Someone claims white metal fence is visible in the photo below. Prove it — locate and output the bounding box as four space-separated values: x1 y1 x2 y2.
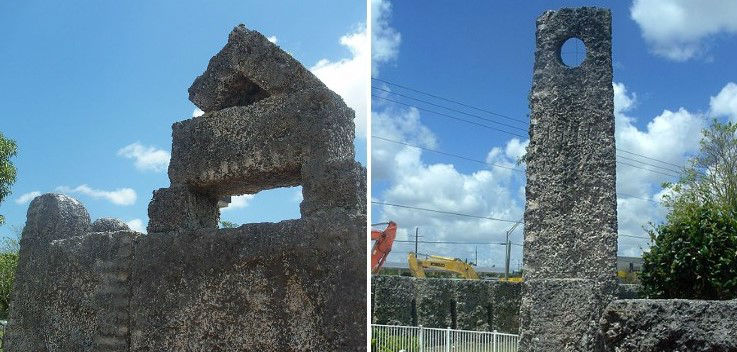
371 324 519 352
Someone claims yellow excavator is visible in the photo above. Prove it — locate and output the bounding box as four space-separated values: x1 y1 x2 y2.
407 252 480 280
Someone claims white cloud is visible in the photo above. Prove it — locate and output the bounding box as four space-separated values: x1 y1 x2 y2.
292 188 303 203
56 185 137 206
15 191 41 204
371 0 401 75
192 108 204 117
371 106 437 181
374 82 716 262
311 26 368 138
373 103 524 267
613 82 636 114
117 142 170 173
267 35 278 44
504 138 529 162
631 0 737 61
614 82 704 195
709 82 737 122
126 218 146 233
221 194 255 212
370 5 523 267
612 82 708 254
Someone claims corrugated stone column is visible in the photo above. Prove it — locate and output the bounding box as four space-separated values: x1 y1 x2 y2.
519 7 617 352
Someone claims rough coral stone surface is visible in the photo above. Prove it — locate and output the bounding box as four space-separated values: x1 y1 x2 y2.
415 279 455 328
7 22 366 351
301 160 366 218
147 185 219 233
130 213 365 352
6 196 365 352
371 276 523 333
47 231 138 352
519 279 616 351
168 87 354 196
520 7 617 352
188 24 328 112
371 276 417 326
601 299 737 352
91 217 130 232
19 193 91 243
4 194 91 351
524 7 616 282
371 276 645 335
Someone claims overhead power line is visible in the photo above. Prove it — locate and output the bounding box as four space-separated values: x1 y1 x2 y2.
373 77 528 124
372 135 523 172
617 148 684 169
617 155 681 175
374 95 681 177
372 94 526 138
373 135 664 204
616 159 679 178
373 201 654 241
372 86 528 132
371 201 520 223
395 239 523 246
372 77 686 172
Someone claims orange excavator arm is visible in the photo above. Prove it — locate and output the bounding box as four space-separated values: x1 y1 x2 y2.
371 221 397 274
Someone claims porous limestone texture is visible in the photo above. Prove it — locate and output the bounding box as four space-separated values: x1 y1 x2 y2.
151 24 357 233
5 195 364 351
6 23 366 352
91 217 130 232
188 25 325 113
520 7 617 352
615 284 640 299
130 212 364 351
4 194 138 352
370 276 638 334
147 185 219 233
167 90 354 198
371 276 522 333
601 299 737 351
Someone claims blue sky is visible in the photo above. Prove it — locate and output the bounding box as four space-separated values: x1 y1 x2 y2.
0 1 367 237
371 0 737 269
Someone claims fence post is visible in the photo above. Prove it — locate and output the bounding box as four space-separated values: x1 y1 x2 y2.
493 330 498 352
445 327 450 352
419 325 424 352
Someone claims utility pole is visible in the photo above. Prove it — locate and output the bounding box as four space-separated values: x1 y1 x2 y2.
415 227 419 254
504 219 522 279
505 238 512 278
475 246 478 266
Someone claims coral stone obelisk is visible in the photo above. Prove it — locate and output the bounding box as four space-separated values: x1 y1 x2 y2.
519 7 617 352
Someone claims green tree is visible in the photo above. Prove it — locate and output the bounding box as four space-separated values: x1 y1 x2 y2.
0 132 18 225
0 226 20 319
641 120 737 300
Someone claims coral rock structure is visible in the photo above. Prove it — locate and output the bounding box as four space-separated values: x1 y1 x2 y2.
4 25 366 352
600 299 737 351
519 8 617 352
371 276 522 333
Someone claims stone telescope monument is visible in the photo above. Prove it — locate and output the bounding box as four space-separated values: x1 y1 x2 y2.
4 25 366 351
519 8 618 352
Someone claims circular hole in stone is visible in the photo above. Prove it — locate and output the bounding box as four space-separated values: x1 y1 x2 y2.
560 37 586 68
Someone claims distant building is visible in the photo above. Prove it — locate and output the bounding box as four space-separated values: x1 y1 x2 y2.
617 256 644 272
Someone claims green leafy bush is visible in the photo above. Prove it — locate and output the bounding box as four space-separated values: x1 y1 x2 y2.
641 120 737 300
641 203 737 299
0 252 18 319
371 330 419 352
